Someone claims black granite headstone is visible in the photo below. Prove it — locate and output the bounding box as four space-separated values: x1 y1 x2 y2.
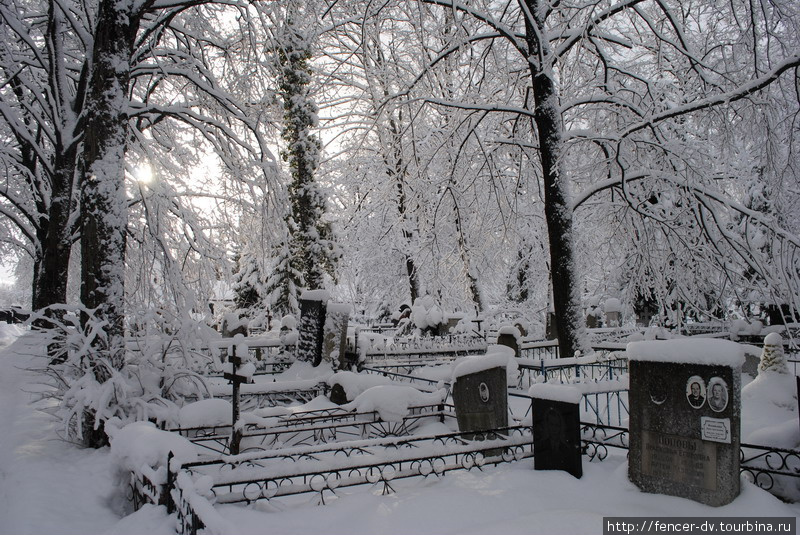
297 298 326 366
532 397 582 478
329 382 348 405
628 359 740 506
453 366 508 455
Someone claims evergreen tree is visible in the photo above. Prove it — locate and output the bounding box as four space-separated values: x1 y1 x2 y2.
264 238 302 318
231 250 264 314
278 13 338 293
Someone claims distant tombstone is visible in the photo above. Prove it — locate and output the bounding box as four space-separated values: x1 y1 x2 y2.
496 327 520 358
530 384 583 479
222 313 247 338
297 293 328 366
627 339 743 507
452 364 508 455
329 382 348 405
604 298 622 328
605 311 621 328
323 303 350 369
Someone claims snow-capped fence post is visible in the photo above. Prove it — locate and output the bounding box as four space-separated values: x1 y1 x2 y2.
529 384 583 479
165 451 176 513
627 339 744 506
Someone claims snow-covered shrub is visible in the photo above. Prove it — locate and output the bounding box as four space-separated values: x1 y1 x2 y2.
31 305 213 446
744 333 797 412
410 295 444 335
758 332 789 374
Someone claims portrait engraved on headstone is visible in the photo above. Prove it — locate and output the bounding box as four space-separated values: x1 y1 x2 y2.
686 376 706 409
479 382 490 403
707 377 729 413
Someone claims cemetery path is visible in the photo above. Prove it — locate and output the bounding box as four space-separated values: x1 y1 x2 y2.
0 337 121 535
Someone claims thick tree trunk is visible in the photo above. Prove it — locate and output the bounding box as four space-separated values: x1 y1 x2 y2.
33 158 76 315
80 0 138 394
523 0 587 358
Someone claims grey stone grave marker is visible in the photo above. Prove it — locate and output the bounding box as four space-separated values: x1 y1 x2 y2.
627 339 743 506
452 356 508 456
530 384 583 478
297 291 329 366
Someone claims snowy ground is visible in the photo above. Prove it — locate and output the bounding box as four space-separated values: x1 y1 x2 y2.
1 326 799 535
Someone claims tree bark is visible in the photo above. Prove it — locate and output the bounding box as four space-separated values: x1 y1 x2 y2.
80 0 139 380
522 0 587 358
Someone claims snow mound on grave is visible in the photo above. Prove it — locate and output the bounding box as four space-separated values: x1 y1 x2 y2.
626 338 745 367
743 371 797 410
344 385 446 422
746 419 800 449
107 420 197 484
452 345 518 383
0 324 24 348
178 398 232 428
274 361 334 381
327 371 394 400
411 295 444 330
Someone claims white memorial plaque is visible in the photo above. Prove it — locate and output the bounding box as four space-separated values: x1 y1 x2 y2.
701 416 731 444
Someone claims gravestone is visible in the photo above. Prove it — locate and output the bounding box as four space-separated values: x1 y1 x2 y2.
323 303 350 369
329 382 348 405
452 357 508 455
604 298 622 327
530 384 583 479
627 339 743 507
496 326 521 358
297 291 329 366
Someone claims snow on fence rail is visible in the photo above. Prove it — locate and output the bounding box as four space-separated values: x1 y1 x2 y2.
174 403 454 457
171 426 533 535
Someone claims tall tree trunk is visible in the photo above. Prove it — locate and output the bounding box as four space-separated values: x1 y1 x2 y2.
33 1 82 317
33 155 76 315
80 0 138 379
522 0 587 358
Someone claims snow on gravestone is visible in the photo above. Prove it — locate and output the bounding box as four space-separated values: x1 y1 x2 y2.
452 349 512 455
627 339 744 507
297 290 330 366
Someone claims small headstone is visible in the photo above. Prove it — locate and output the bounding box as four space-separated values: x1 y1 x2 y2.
452 363 508 455
297 292 329 366
604 298 622 327
222 313 248 338
329 383 348 405
496 326 520 358
605 311 621 328
530 384 582 478
627 339 743 507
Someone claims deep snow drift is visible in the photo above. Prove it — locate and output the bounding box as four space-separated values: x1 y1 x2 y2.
0 325 798 535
